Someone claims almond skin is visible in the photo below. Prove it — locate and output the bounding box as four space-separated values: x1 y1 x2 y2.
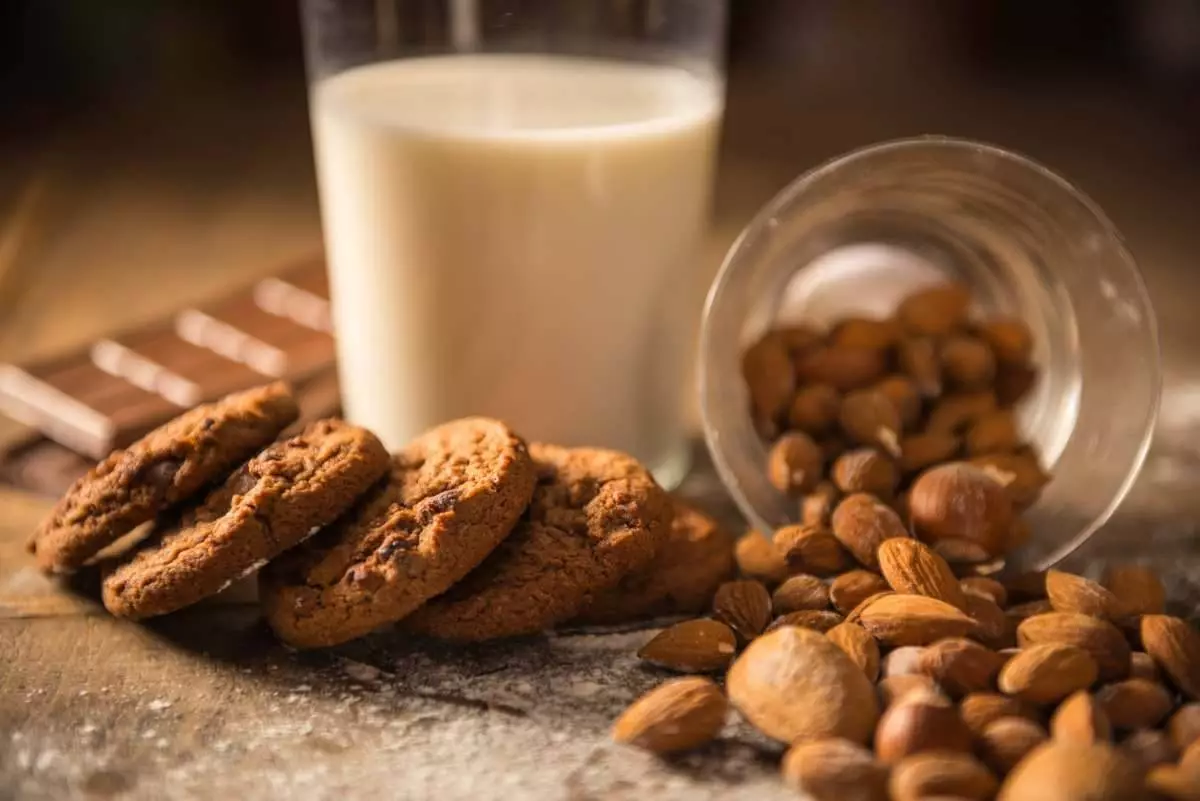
1050 690 1113 744
961 576 1008 607
1146 763 1200 801
909 462 1013 559
1168 703 1200 752
917 638 1005 698
767 610 844 634
796 345 888 392
1095 678 1175 730
742 333 795 423
712 580 772 644
1141 614 1200 700
1045 569 1122 620
826 622 881 683
959 692 1041 737
997 643 1099 705
829 570 890 615
767 432 824 496
1016 613 1131 682
1122 728 1178 771
734 530 788 585
771 573 830 614
611 676 727 754
889 751 997 801
997 741 1143 801
877 538 968 610
962 590 1015 650
726 626 879 745
979 716 1048 775
781 737 888 801
898 432 961 475
830 493 909 570
897 283 972 337
787 383 842 435
1102 563 1166 617
1130 651 1163 682
878 675 943 708
774 524 852 577
637 619 738 673
874 688 973 764
855 593 977 647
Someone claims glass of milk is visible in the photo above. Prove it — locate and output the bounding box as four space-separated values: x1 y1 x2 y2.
300 0 726 487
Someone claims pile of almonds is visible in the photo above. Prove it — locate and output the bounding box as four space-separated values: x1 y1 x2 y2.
612 548 1200 799
609 285 1200 798
744 282 1048 566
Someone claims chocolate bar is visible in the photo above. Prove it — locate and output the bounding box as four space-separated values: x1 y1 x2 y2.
0 257 338 460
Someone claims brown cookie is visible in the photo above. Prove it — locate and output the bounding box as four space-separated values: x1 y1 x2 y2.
101 419 388 619
404 443 671 642
30 383 299 574
572 499 734 625
259 418 537 648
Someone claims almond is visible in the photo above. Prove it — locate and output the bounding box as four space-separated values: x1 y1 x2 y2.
998 643 1099 705
965 409 1018 455
970 450 1050 509
978 317 1034 365
897 283 972 337
800 482 841 527
1050 690 1112 744
1168 703 1200 752
878 676 942 711
826 622 881 682
942 335 997 391
767 609 844 634
712 580 771 644
829 570 890 615
897 336 942 398
780 737 888 801
978 717 1048 775
1045 569 1121 620
1146 763 1200 801
898 431 961 475
926 391 997 435
611 676 727 754
997 741 1143 801
882 645 928 678
637 619 738 673
917 637 1005 697
874 687 973 763
742 333 795 422
771 573 830 614
889 751 997 801
855 594 977 647
1187 740 1200 771
831 448 898 498
725 626 879 745
1131 651 1162 682
796 345 887 392
1016 613 1131 682
1095 678 1175 730
1122 729 1178 771
959 692 1041 737
839 390 902 457
832 316 903 351
961 576 1007 607
909 462 1013 559
774 524 852 577
1101 563 1166 617
734 530 788 585
767 432 824 495
1002 570 1049 603
877 538 968 610
1006 599 1053 622
830 493 908 570
787 383 841 435
874 375 922 431
1141 614 1200 700
963 590 1015 649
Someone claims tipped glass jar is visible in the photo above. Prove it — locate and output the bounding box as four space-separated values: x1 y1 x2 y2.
699 137 1160 572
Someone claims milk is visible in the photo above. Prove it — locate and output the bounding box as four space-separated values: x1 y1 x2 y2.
311 55 721 478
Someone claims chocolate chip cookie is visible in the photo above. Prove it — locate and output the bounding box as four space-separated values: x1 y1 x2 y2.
259 418 537 648
101 419 388 619
404 443 672 642
572 499 734 625
31 382 299 574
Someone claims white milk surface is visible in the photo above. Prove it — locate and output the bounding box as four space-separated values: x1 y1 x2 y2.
312 54 721 471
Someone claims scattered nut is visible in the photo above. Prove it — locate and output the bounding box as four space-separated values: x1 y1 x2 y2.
839 389 902 456
909 462 1014 559
788 384 842 435
771 574 830 614
800 481 842 527
979 716 1048 775
873 375 922 431
830 493 909 570
611 676 728 754
767 432 824 496
874 687 973 763
1050 691 1113 745
830 569 891 615
941 335 997 390
781 737 889 801
637 619 739 673
831 448 898 499
897 283 972 337
712 580 772 644
734 530 788 585
775 524 852 577
978 317 1034 365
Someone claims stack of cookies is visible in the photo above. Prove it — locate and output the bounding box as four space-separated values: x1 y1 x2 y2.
27 383 734 648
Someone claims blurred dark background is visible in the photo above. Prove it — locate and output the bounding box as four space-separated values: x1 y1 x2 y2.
0 0 1198 370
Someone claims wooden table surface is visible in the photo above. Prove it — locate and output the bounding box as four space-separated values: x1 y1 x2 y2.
3 72 1200 800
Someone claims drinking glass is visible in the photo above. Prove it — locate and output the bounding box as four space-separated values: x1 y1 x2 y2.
301 0 727 488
